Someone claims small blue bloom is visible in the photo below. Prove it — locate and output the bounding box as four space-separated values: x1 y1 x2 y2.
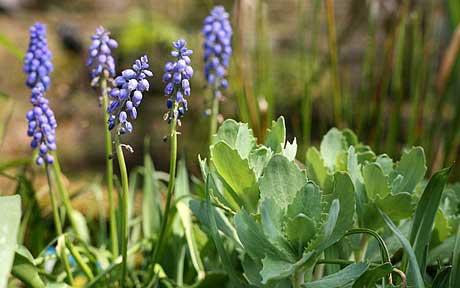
108 55 153 134
163 39 193 122
26 87 57 165
87 26 118 83
23 22 53 91
203 6 232 95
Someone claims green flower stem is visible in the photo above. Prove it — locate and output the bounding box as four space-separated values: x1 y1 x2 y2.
114 135 130 286
346 228 390 263
346 228 392 284
45 164 74 285
209 92 219 145
50 152 80 238
100 77 118 258
65 238 94 280
292 268 305 288
152 115 178 264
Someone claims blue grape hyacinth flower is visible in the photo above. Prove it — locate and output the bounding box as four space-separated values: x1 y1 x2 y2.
163 39 193 122
203 6 232 95
23 22 53 91
26 87 57 165
108 55 153 134
87 26 118 84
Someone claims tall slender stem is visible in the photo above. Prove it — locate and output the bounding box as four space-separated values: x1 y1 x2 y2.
100 77 118 258
325 0 342 126
65 238 94 280
152 116 178 264
209 92 219 145
45 165 74 285
115 135 130 286
292 268 305 288
50 153 80 239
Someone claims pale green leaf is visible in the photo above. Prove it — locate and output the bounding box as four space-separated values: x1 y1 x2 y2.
320 128 346 170
363 163 390 201
259 155 308 211
0 195 21 288
303 263 369 288
214 119 256 159
306 147 329 188
248 146 273 179
265 117 286 153
394 147 426 194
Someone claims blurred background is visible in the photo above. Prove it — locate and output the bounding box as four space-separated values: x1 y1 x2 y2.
1 0 460 190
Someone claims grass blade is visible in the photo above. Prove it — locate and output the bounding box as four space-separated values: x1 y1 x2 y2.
380 210 425 288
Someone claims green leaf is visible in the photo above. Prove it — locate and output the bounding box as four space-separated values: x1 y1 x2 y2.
211 141 258 211
71 210 90 243
260 199 295 258
303 263 369 288
175 160 205 280
235 209 288 262
265 116 286 153
248 146 273 179
259 155 307 211
285 214 316 249
320 128 346 170
352 262 393 288
380 210 425 288
143 152 161 238
189 199 241 245
205 173 247 287
286 182 322 222
306 147 329 188
0 195 21 288
260 255 295 284
363 163 390 201
375 192 413 220
409 167 451 280
450 226 460 288
214 119 256 159
394 147 426 194
11 246 45 288
317 173 355 251
375 155 394 176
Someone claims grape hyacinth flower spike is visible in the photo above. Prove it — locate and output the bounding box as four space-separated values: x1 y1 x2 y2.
26 86 57 165
24 22 53 91
87 26 118 85
163 39 193 124
203 6 232 96
108 55 153 134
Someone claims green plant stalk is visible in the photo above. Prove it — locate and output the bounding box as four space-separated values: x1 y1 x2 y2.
209 91 219 146
346 228 391 263
292 268 305 288
325 0 342 126
100 77 118 258
45 165 74 285
50 153 80 238
152 114 178 265
65 238 94 280
115 135 130 286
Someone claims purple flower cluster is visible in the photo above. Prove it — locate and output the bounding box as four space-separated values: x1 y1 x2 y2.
87 26 118 83
23 23 53 91
163 39 193 121
108 55 153 134
202 6 232 95
26 87 57 165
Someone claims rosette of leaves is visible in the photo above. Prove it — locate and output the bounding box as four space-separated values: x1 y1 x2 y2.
306 128 427 229
192 117 363 287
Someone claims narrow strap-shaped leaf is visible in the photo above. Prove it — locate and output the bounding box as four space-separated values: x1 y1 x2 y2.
175 160 205 280
205 172 247 287
380 210 425 288
449 225 460 287
409 167 451 279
